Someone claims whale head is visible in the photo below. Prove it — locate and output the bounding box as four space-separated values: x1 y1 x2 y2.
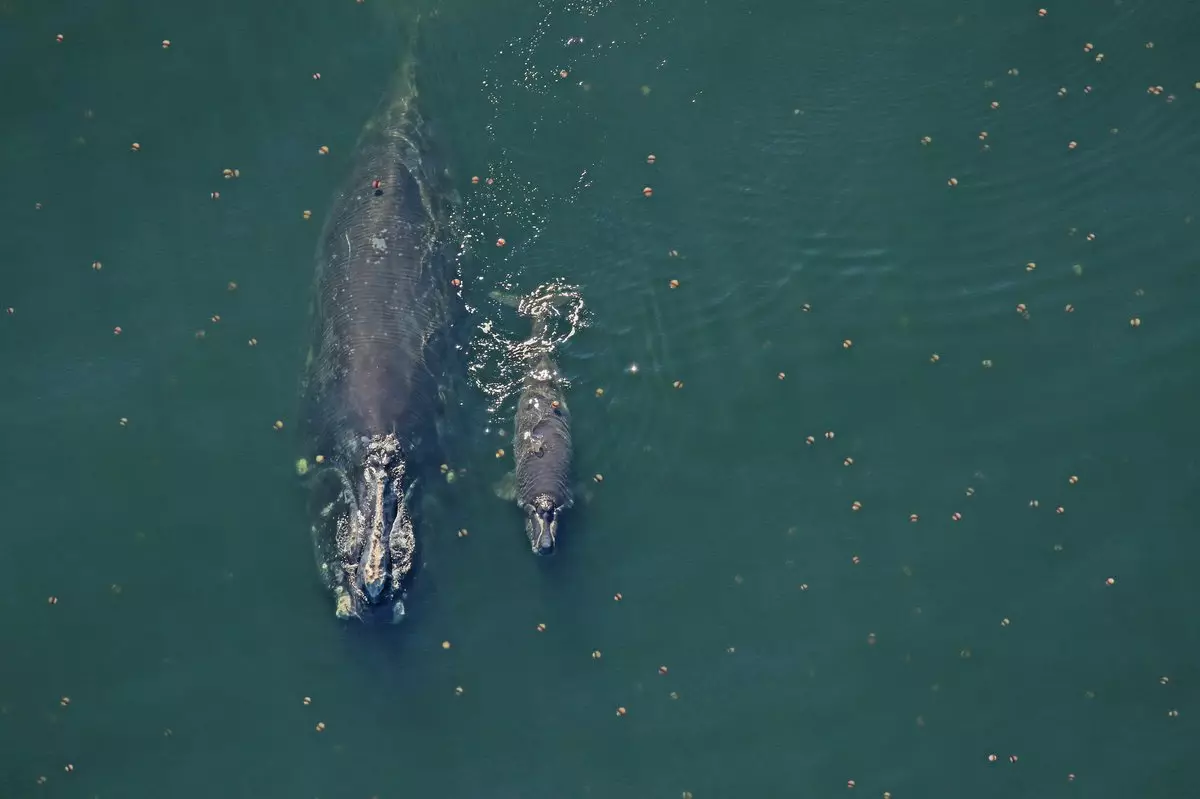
524 493 561 555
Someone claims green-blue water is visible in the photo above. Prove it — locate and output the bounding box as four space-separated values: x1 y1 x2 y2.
3 0 1199 796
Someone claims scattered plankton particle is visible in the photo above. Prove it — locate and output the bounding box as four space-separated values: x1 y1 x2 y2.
593 474 604 483
777 372 786 380
119 417 128 426
273 420 284 430
131 142 141 151
303 696 312 705
442 640 452 649
851 501 862 512
1130 317 1141 327
842 339 852 349
642 187 653 197
1105 577 1115 585
303 210 312 219
669 279 680 288
536 623 546 632
947 177 958 187
318 145 330 155
495 448 505 458
162 40 171 49
455 686 464 696
920 135 932 145
315 722 326 732
616 707 627 716
592 650 602 659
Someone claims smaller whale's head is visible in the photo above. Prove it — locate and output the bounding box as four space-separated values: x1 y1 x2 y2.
524 493 561 555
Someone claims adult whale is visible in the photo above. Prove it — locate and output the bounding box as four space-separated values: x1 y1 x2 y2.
298 55 458 624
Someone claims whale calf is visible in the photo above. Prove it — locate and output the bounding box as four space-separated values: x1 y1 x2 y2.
494 291 576 554
299 60 456 623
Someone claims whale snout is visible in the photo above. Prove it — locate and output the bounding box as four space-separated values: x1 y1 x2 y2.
525 494 560 555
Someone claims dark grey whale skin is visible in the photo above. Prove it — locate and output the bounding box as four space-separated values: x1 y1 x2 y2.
512 313 574 554
299 71 456 623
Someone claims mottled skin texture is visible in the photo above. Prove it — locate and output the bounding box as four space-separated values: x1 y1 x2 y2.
513 317 573 553
300 75 453 623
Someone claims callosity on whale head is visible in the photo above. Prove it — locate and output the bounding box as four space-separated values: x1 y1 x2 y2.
311 433 416 624
523 492 561 554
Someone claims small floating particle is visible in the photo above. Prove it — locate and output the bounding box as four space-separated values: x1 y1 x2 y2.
982 359 993 368
450 278 461 287
113 326 122 336
486 177 494 185
1161 676 1170 685
592 650 602 659
866 632 876 646
495 448 505 458
805 435 815 445
979 131 989 140
616 706 627 716
162 39 171 49
1069 475 1079 485
613 592 622 601
559 70 568 78
1083 43 1093 52
1026 262 1036 272
1058 87 1068 97
119 417 128 426
536 622 546 632
456 528 468 538
471 176 479 184
64 764 74 773
778 372 786 380
851 500 862 512
303 696 312 705
1095 53 1104 62
952 512 962 521
1016 303 1027 314
825 431 835 440
312 72 321 80
91 260 103 271
273 420 283 430
594 388 604 397
910 513 919 522
847 780 856 788
1130 317 1141 327
131 142 141 151
211 191 220 200
56 33 64 42
1065 304 1075 313
455 686 464 696
248 338 258 346
1105 577 1115 586
658 665 668 675
496 238 506 247
965 486 975 496
842 339 852 349
47 595 58 604
1168 709 1179 717
947 177 958 187
673 380 683 389
843 457 854 466
227 281 238 291
1030 499 1040 508
930 353 940 362
303 210 312 219
1038 8 1047 16
801 302 811 312
233 168 240 178
314 455 324 464
1001 617 1011 627
1086 232 1096 241
1068 141 1077 150
60 696 70 707
668 249 679 257
669 279 680 288
642 187 653 197
1010 755 1019 763
315 722 325 732
1056 506 1065 514
647 153 656 164
799 583 809 590
726 646 736 653
593 473 604 483
442 640 451 649
920 135 932 145
990 101 1000 109
318 145 329 155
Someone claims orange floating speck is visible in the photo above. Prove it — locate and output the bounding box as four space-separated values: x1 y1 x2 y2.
303 210 312 219
842 339 852 349
615 707 627 716
130 142 141 152
495 448 505 458
496 238 506 247
471 176 479 184
669 279 680 288
318 145 329 155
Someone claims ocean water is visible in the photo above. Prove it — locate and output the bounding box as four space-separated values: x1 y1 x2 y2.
2 0 1199 796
